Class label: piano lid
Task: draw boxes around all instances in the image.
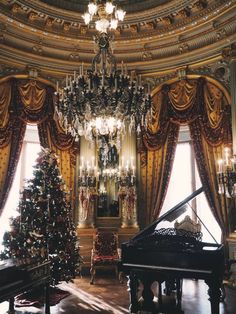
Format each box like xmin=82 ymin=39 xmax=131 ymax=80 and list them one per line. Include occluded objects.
xmin=130 ymin=187 xmax=218 ymax=245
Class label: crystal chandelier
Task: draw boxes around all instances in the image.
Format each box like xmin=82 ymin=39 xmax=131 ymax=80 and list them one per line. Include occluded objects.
xmin=217 ymin=147 xmax=236 ymax=198
xmin=54 ymin=0 xmax=152 ymax=150
xmin=82 ymin=1 xmax=126 ymax=33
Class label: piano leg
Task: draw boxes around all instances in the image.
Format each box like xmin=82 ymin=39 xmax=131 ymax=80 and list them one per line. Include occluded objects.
xmin=8 ymin=297 xmax=15 ymax=314
xmin=176 ymin=279 xmax=183 ymax=309
xmin=128 ymin=272 xmax=139 ymax=313
xmin=141 ymin=278 xmax=155 ymax=312
xmin=206 ymin=280 xmax=221 ymax=314
xmin=44 ymin=281 xmax=50 ymax=314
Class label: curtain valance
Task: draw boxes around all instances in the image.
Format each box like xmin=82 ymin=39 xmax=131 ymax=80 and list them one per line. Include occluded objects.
xmin=143 ymin=77 xmax=231 ymax=150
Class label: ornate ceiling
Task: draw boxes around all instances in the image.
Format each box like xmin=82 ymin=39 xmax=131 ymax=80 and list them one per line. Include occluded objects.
xmin=0 ymin=0 xmax=235 ymax=85
xmin=39 ymin=0 xmax=167 ymax=13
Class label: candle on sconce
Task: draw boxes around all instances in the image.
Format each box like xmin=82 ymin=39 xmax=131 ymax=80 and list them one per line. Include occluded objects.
xmin=81 ymin=156 xmax=84 ymax=168
xmin=231 ymin=156 xmax=236 ymax=172
xmin=218 ymin=159 xmax=223 ymax=173
xmin=121 ymin=156 xmax=124 ymax=168
xmin=81 ymin=62 xmax=84 ymax=76
xmin=56 ymin=81 xmax=59 ymax=93
xmin=224 ymin=147 xmax=229 ymax=167
xmin=126 ymin=160 xmax=129 ymax=171
xmin=88 ymin=78 xmax=91 ymax=91
xmin=121 ymin=61 xmax=124 ymax=76
xmin=131 ymin=156 xmax=134 ymax=167
xmin=125 ymin=64 xmax=128 ymax=76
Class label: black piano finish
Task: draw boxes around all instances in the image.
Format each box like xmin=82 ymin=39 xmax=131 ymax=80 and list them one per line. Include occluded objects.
xmin=120 ymin=188 xmax=225 ymax=314
xmin=0 ymin=258 xmax=50 ymax=314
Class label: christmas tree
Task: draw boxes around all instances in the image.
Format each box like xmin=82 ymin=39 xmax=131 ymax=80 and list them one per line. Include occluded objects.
xmin=0 ymin=148 xmax=81 ymax=285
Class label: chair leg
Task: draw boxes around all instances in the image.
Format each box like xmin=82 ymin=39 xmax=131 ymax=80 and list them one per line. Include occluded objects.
xmin=90 ymin=266 xmax=95 ymax=284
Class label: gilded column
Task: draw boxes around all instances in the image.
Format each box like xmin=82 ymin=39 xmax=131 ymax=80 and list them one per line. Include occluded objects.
xmin=77 ymin=136 xmax=98 ymax=228
xmin=119 ymin=130 xmax=139 ymax=228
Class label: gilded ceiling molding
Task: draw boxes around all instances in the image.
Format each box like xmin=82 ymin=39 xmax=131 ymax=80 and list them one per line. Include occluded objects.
xmin=1 ymin=0 xmax=232 ymax=40
xmin=0 ymin=0 xmax=235 ymax=83
xmin=222 ymin=44 xmax=236 ymax=62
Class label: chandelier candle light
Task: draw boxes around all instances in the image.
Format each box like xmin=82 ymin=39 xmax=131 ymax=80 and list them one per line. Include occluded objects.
xmin=79 ymin=156 xmax=98 ymax=187
xmin=54 ymin=0 xmax=152 ymax=150
xmin=82 ymin=0 xmax=126 ymax=33
xmin=217 ymin=147 xmax=236 ymax=198
xmin=118 ymin=156 xmax=136 ymax=186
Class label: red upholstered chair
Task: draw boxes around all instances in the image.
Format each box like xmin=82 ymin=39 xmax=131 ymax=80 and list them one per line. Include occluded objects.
xmin=90 ymin=231 xmax=121 ymax=284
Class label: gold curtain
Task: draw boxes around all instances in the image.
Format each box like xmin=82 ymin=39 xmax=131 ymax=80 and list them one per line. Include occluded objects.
xmin=0 ymin=82 xmax=11 ymax=129
xmin=141 ymin=77 xmax=231 ymax=232
xmin=0 ymin=77 xmax=26 ymax=215
xmin=140 ymin=123 xmax=179 ymax=225
xmin=189 ymin=80 xmax=231 ymax=238
xmin=38 ymin=118 xmax=77 ymax=209
xmin=168 ymin=79 xmax=197 ymax=112
xmin=190 ymin=122 xmax=229 ymax=237
xmin=0 ymin=78 xmax=76 ymax=216
xmin=18 ymin=80 xmax=46 ymax=110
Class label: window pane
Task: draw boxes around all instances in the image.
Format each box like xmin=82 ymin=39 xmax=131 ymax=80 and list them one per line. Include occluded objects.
xmin=24 ymin=142 xmax=41 ymax=181
xmin=160 ymin=139 xmax=221 ymax=243
xmin=161 ymin=143 xmax=192 ymax=215
xmin=195 ymin=162 xmax=221 ymax=243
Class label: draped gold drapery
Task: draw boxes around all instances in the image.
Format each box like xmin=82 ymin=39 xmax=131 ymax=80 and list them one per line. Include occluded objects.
xmin=141 ymin=77 xmax=231 ymax=237
xmin=38 ymin=118 xmax=77 ymax=208
xmin=0 ymin=78 xmax=76 ymax=216
xmin=140 ymin=122 xmax=179 ymax=225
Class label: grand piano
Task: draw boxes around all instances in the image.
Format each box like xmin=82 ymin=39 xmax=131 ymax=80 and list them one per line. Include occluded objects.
xmin=0 ymin=258 xmax=50 ymax=314
xmin=120 ymin=187 xmax=225 ymax=314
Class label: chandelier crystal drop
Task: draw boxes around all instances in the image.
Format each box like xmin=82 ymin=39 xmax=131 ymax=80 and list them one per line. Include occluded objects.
xmin=54 ymin=1 xmax=152 ymax=150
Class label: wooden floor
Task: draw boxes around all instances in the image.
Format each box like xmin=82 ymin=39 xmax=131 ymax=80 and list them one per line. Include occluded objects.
xmin=0 ymin=273 xmax=236 ymax=314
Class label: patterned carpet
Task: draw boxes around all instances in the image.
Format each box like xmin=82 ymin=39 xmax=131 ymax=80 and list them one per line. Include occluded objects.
xmin=15 ymin=287 xmax=70 ymax=308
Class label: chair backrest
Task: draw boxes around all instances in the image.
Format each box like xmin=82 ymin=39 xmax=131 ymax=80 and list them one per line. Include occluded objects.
xmin=93 ymin=231 xmax=118 ymax=257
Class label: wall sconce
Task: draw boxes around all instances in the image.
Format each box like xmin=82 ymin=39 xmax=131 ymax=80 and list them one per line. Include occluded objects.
xmin=217 ymin=147 xmax=236 ymax=198
xmin=117 ymin=156 xmax=136 ymax=186
xmin=78 ymin=156 xmax=98 ymax=187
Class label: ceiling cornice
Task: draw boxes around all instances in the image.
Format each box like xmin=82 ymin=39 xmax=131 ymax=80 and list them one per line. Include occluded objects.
xmin=0 ymin=0 xmax=235 ymax=82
